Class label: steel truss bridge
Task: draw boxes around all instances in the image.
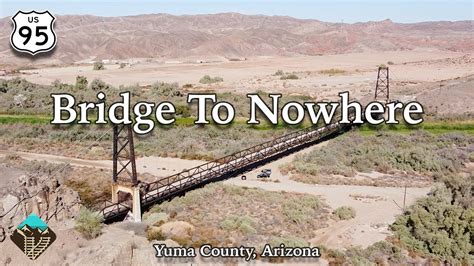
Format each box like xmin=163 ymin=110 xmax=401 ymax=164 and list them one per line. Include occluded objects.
xmin=98 ymin=117 xmax=357 ymax=223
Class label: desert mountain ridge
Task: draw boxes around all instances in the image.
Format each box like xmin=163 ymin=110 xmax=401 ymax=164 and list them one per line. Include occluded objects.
xmin=0 ymin=13 xmax=472 ymax=65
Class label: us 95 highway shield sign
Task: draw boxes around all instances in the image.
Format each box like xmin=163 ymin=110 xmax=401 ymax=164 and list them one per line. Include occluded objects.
xmin=10 ymin=10 xmax=57 ymax=55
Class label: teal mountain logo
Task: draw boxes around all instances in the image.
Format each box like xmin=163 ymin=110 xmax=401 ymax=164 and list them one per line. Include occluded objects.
xmin=10 ymin=213 xmax=56 ymax=260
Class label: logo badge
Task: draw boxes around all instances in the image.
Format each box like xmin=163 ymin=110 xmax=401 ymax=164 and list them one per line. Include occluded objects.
xmin=10 ymin=10 xmax=57 ymax=55
xmin=10 ymin=213 xmax=56 ymax=260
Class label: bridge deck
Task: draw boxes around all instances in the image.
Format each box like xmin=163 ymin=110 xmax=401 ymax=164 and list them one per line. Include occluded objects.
xmin=99 ymin=119 xmax=354 ymax=223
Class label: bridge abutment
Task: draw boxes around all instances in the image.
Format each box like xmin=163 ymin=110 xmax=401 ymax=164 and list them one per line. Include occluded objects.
xmin=111 ymin=183 xmax=142 ymax=222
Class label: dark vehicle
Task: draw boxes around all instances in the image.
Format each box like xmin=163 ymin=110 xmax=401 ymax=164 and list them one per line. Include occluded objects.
xmin=257 ymin=169 xmax=272 ymax=178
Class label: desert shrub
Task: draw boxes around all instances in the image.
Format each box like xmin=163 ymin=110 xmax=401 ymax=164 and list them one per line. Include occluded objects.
xmin=65 ymin=179 xmax=110 ymax=207
xmin=199 ymin=75 xmax=223 ymax=84
xmin=335 ymin=241 xmax=405 ymax=265
xmin=390 ymin=175 xmax=473 ymax=263
xmin=151 ymin=81 xmax=181 ymax=97
xmin=4 ymin=153 xmax=21 ymax=161
xmin=75 ymin=208 xmax=103 ymax=239
xmin=333 ymin=206 xmax=356 ymax=220
xmin=119 ymin=63 xmax=127 ymax=69
xmin=90 ymin=78 xmax=111 ymax=91
xmin=93 ymin=62 xmax=105 ymax=70
xmin=291 ymin=131 xmax=473 ymax=179
xmin=75 ymin=76 xmax=88 ymax=90
xmin=280 ymin=73 xmax=299 ymax=80
xmin=282 ymin=196 xmax=321 ymax=225
xmin=274 ymin=70 xmax=284 ymax=76
xmin=220 ymin=215 xmax=256 ymax=234
xmin=146 ymin=227 xmax=166 ymax=241
xmin=387 ymin=61 xmax=395 ymax=65
xmin=319 ymin=68 xmax=346 ymax=75
xmin=175 ymin=104 xmax=191 ymax=117
xmin=151 ymin=183 xmax=330 ymax=247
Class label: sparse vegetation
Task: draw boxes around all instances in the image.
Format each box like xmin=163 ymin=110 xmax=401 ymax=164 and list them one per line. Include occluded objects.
xmin=326 ymin=241 xmax=405 ymax=265
xmin=319 ymin=68 xmax=346 ymax=75
xmin=145 ymin=183 xmax=330 ymax=247
xmin=274 ymin=70 xmax=299 ymax=80
xmin=93 ymin=62 xmax=105 ymax=70
xmin=151 ymin=81 xmax=182 ymax=97
xmin=220 ymin=215 xmax=256 ymax=234
xmin=289 ymin=131 xmax=473 ymax=184
xmin=75 ymin=207 xmax=104 ymax=239
xmin=390 ymin=174 xmax=473 ymax=264
xmin=75 ymin=76 xmax=88 ymax=90
xmin=199 ymin=75 xmax=224 ymax=84
xmin=146 ymin=227 xmax=166 ymax=241
xmin=274 ymin=70 xmax=284 ymax=76
xmin=333 ymin=206 xmax=356 ymax=220
xmin=90 ymin=78 xmax=111 ymax=91
xmin=119 ymin=63 xmax=127 ymax=69
xmin=65 ymin=177 xmax=111 ymax=208
xmin=175 ymin=104 xmax=191 ymax=117
xmin=280 ymin=73 xmax=299 ymax=80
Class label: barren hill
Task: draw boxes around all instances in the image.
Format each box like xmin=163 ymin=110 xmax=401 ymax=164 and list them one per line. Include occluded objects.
xmin=0 ymin=13 xmax=472 ymax=65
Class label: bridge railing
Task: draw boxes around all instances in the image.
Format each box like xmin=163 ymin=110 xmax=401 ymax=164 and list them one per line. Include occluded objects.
xmin=142 ymin=119 xmax=351 ymax=206
xmin=100 ymin=114 xmax=356 ymax=221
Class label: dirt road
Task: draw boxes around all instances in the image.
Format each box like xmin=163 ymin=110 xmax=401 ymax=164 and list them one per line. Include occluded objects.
xmin=224 ymin=143 xmax=430 ymax=249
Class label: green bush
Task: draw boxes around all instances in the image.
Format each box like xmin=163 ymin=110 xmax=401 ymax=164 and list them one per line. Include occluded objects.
xmin=152 ymin=82 xmax=181 ymax=97
xmin=333 ymin=206 xmax=356 ymax=220
xmin=391 ymin=175 xmax=473 ymax=263
xmin=319 ymin=68 xmax=346 ymax=75
xmin=283 ymin=197 xmax=320 ymax=224
xmin=93 ymin=62 xmax=105 ymax=70
xmin=291 ymin=131 xmax=473 ymax=179
xmin=199 ymin=75 xmax=224 ymax=84
xmin=175 ymin=105 xmax=191 ymax=118
xmin=280 ymin=73 xmax=299 ymax=80
xmin=90 ymin=79 xmax=111 ymax=91
xmin=75 ymin=208 xmax=103 ymax=239
xmin=220 ymin=215 xmax=256 ymax=234
xmin=75 ymin=76 xmax=88 ymax=90
xmin=274 ymin=70 xmax=284 ymax=76
xmin=334 ymin=241 xmax=404 ymax=265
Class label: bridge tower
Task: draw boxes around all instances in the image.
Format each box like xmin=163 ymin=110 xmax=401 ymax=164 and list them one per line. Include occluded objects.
xmin=111 ymin=124 xmax=142 ymax=222
xmin=374 ymin=66 xmax=390 ymax=102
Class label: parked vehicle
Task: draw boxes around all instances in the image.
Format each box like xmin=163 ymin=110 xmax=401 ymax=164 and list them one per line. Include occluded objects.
xmin=257 ymin=169 xmax=272 ymax=178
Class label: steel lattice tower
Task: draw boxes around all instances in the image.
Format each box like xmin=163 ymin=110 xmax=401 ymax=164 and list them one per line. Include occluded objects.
xmin=374 ymin=66 xmax=390 ymax=102
xmin=112 ymin=124 xmax=138 ymax=186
